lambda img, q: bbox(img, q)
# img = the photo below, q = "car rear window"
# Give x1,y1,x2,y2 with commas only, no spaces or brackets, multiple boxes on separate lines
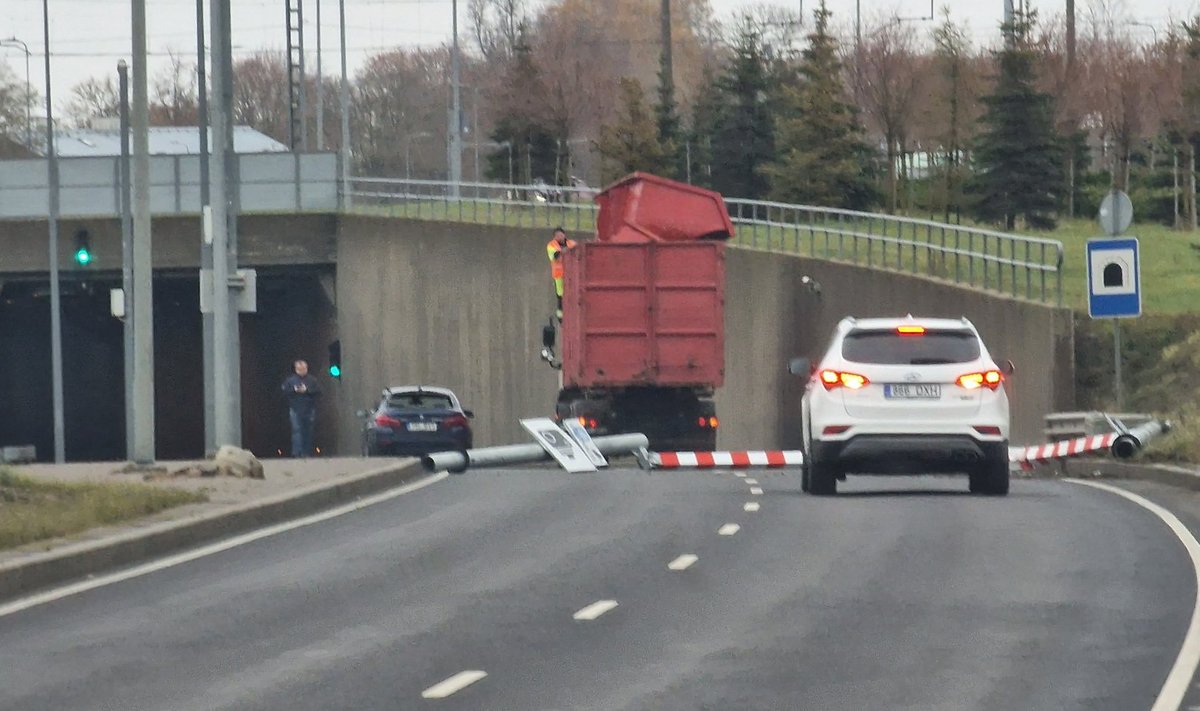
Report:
841,330,981,364
387,392,454,410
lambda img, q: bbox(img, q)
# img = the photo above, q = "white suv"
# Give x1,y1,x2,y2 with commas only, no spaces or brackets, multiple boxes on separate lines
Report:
793,316,1012,496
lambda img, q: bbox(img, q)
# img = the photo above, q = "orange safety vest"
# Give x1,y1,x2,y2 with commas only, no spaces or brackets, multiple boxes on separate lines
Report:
546,237,577,280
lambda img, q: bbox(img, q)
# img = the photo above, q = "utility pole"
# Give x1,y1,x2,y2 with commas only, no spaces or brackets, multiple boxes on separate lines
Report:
196,0,215,455
448,0,462,196
132,0,156,464
1066,0,1076,70
316,0,324,150
661,0,674,103
118,60,134,460
42,0,65,463
339,0,351,204
210,0,241,447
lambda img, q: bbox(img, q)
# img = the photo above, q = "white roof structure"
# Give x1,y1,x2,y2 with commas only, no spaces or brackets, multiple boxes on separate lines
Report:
31,126,289,157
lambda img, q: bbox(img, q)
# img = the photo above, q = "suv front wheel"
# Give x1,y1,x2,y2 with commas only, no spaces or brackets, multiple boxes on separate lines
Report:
969,442,1010,496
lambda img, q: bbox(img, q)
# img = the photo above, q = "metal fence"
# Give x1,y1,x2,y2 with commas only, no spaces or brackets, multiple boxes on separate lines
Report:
346,177,1065,305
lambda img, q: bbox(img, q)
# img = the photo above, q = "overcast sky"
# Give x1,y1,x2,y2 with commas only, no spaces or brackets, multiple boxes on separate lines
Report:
0,0,1193,111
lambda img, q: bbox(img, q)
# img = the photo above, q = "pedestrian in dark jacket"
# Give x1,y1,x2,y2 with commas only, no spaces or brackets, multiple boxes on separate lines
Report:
282,359,321,457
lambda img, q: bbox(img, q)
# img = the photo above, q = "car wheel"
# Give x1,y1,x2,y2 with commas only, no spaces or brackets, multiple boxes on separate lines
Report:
808,459,838,496
800,460,811,493
970,445,1010,496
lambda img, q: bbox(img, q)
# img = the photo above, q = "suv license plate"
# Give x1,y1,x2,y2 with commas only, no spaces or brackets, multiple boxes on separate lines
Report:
885,384,941,399
407,422,438,432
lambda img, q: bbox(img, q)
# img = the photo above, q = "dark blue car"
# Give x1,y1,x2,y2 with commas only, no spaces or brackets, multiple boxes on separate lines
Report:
360,386,474,457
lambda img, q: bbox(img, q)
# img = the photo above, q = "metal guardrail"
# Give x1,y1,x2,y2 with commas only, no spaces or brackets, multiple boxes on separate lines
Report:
1044,411,1156,442
345,177,1065,305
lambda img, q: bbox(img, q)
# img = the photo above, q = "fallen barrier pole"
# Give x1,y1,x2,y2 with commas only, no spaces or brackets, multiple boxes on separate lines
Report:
422,433,650,474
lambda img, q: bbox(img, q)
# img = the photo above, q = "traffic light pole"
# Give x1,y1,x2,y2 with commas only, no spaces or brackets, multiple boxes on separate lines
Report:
42,0,65,463
131,0,156,463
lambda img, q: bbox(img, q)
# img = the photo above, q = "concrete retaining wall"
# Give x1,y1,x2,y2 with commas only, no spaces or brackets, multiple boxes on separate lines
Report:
335,219,1074,453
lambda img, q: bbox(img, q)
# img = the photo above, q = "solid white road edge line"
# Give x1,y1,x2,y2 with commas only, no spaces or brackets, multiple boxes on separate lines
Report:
749,487,763,496
668,554,698,571
421,670,488,699
718,523,741,536
0,471,451,619
744,502,760,512
573,599,619,620
1068,478,1200,711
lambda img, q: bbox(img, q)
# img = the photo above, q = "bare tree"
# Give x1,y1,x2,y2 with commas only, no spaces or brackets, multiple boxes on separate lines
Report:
63,76,119,128
150,51,199,126
469,0,529,62
848,16,926,212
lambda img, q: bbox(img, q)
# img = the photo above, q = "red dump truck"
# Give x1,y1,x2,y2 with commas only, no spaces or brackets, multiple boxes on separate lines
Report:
541,172,733,451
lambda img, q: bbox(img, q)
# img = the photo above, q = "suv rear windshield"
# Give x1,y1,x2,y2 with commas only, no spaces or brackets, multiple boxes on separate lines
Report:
841,329,981,365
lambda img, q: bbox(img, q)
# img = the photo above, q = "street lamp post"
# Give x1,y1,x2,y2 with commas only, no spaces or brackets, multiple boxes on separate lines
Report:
41,0,67,463
1,37,32,148
1129,21,1160,46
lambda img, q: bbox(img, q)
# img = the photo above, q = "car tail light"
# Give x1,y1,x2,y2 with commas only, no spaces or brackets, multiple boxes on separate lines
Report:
375,414,403,429
973,425,1002,436
819,369,870,391
956,370,1003,391
896,325,926,335
577,416,599,429
822,425,851,436
441,414,470,430
696,416,720,429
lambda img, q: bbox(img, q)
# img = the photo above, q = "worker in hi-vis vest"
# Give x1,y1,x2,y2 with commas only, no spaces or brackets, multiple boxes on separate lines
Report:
546,226,577,320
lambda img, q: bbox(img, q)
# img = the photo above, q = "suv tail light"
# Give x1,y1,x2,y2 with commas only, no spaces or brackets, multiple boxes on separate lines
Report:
375,414,403,429
441,414,470,430
956,370,1003,391
896,325,926,335
697,416,720,429
819,369,870,391
577,416,599,429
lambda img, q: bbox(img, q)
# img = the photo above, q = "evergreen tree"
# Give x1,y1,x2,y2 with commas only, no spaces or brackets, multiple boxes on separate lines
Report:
687,64,724,188
708,17,775,199
654,26,685,180
485,27,559,184
595,78,672,182
968,10,1065,229
764,1,879,210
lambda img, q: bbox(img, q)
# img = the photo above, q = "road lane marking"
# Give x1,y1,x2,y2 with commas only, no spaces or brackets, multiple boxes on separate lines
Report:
745,478,758,485
734,471,746,478
744,502,760,512
718,523,741,536
421,670,487,699
573,599,619,620
749,487,763,495
1069,478,1200,711
668,554,698,571
0,470,451,619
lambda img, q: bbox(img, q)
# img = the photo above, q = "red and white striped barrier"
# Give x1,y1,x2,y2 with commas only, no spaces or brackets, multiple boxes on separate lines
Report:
1008,433,1118,469
652,450,804,469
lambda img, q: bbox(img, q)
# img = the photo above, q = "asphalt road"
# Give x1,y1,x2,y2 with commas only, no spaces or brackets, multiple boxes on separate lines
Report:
0,467,1195,711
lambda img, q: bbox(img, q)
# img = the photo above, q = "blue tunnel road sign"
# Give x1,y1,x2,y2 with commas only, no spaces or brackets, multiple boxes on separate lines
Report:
1087,238,1141,319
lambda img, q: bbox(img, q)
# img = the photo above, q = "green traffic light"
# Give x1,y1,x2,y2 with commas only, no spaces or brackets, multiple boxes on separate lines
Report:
329,364,341,378
74,248,92,266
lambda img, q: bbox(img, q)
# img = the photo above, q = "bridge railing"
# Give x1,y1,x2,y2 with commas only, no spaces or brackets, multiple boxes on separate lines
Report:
346,177,1064,305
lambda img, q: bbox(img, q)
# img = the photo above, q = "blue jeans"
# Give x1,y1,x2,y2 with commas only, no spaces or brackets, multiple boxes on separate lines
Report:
289,409,316,458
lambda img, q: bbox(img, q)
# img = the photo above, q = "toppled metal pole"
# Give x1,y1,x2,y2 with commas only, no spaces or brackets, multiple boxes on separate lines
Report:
422,433,650,474
1111,420,1173,459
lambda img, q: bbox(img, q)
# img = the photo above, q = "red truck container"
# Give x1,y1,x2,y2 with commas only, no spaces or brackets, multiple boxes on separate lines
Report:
544,173,733,451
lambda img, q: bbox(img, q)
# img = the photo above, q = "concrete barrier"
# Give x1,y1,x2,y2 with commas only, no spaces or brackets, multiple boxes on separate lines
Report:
335,218,1075,452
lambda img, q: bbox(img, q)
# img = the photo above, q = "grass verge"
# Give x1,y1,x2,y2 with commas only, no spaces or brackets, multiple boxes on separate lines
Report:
0,468,207,550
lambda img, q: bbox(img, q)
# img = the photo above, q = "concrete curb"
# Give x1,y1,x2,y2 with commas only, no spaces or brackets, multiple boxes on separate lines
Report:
1055,457,1200,491
0,458,427,603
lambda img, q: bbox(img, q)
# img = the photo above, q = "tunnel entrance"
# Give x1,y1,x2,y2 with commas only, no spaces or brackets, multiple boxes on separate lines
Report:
0,269,339,463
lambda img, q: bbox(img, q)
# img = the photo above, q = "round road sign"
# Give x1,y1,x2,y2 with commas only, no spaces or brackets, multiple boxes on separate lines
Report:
1098,191,1133,236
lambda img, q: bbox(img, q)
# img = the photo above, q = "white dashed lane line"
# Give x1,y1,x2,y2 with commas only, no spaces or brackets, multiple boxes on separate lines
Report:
744,478,758,485
718,523,741,536
668,554,699,571
421,670,488,699
749,487,763,496
573,600,619,621
744,502,760,512
734,471,746,478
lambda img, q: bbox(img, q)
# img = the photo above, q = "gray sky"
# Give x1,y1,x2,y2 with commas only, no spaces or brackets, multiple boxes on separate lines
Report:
0,0,1193,112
